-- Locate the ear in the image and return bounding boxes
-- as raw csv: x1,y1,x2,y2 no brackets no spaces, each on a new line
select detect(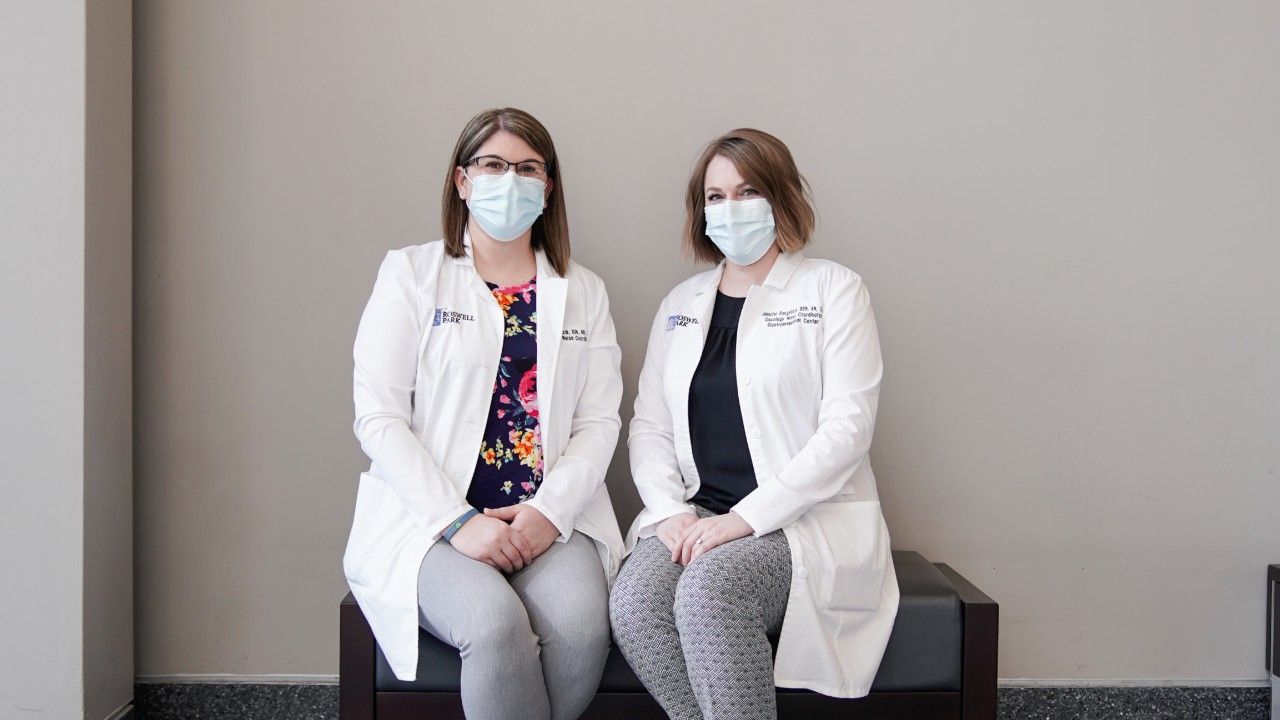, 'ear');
543,178,553,206
454,166,469,200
